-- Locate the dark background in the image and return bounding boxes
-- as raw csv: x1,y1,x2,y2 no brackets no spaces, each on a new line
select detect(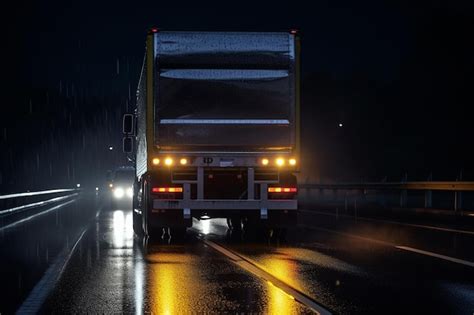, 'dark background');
1,0,473,193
